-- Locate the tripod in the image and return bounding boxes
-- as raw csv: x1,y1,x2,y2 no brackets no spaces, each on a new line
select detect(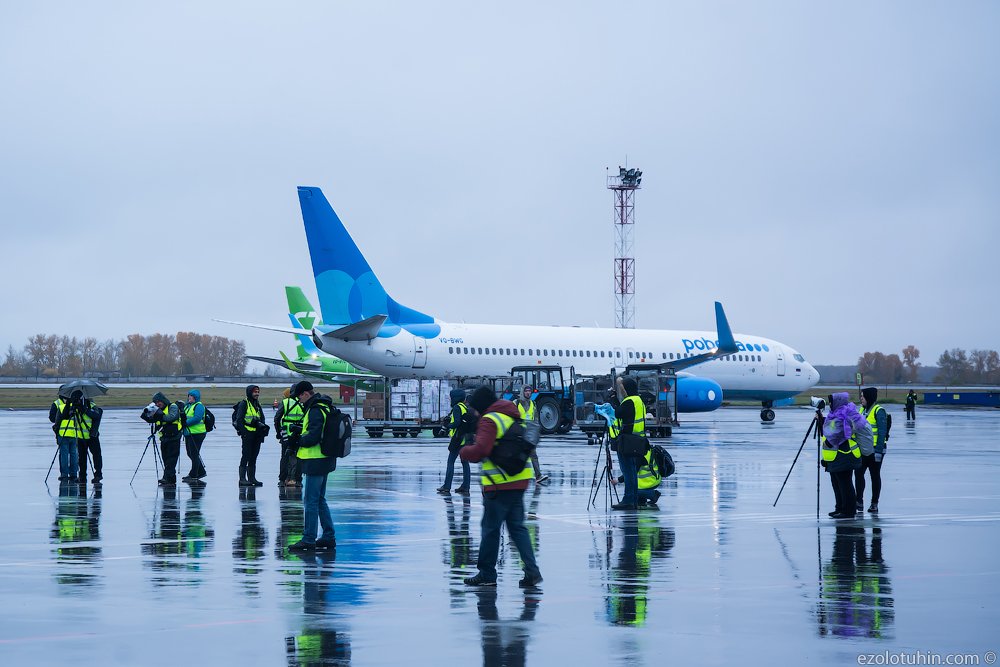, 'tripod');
588,432,620,510
131,426,164,485
773,409,824,518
